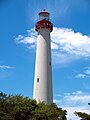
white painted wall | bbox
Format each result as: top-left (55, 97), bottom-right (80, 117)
top-left (33, 28), bottom-right (53, 105)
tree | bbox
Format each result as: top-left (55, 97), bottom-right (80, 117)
top-left (75, 111), bottom-right (90, 120)
top-left (31, 102), bottom-right (67, 120)
top-left (0, 92), bottom-right (67, 120)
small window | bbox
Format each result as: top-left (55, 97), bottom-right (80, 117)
top-left (49, 62), bottom-right (51, 66)
top-left (37, 78), bottom-right (39, 83)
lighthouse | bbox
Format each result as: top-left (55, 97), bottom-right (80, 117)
top-left (33, 10), bottom-right (53, 105)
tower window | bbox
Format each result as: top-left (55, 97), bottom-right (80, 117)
top-left (37, 78), bottom-right (39, 82)
top-left (49, 62), bottom-right (51, 66)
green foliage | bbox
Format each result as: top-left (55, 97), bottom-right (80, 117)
top-left (0, 92), bottom-right (67, 120)
top-left (75, 111), bottom-right (90, 120)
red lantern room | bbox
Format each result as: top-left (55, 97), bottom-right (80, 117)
top-left (35, 9), bottom-right (53, 32)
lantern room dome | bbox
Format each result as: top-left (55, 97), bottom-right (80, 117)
top-left (38, 9), bottom-right (50, 16)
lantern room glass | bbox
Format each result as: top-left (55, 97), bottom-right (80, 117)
top-left (39, 14), bottom-right (50, 21)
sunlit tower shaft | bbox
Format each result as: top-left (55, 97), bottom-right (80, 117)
top-left (33, 10), bottom-right (53, 105)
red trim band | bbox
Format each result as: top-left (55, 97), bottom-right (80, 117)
top-left (35, 20), bottom-right (53, 32)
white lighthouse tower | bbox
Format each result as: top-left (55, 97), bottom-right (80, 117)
top-left (33, 10), bottom-right (53, 105)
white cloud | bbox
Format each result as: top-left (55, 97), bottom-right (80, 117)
top-left (71, 90), bottom-right (83, 95)
top-left (0, 65), bottom-right (14, 79)
top-left (85, 70), bottom-right (90, 75)
top-left (54, 91), bottom-right (90, 120)
top-left (55, 90), bottom-right (90, 106)
top-left (76, 67), bottom-right (90, 78)
top-left (84, 67), bottom-right (90, 75)
top-left (15, 29), bottom-right (37, 45)
top-left (51, 27), bottom-right (90, 56)
top-left (0, 65), bottom-right (14, 69)
top-left (15, 27), bottom-right (90, 65)
top-left (64, 106), bottom-right (90, 120)
top-left (76, 73), bottom-right (87, 78)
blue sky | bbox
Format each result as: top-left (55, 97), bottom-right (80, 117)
top-left (0, 0), bottom-right (90, 119)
